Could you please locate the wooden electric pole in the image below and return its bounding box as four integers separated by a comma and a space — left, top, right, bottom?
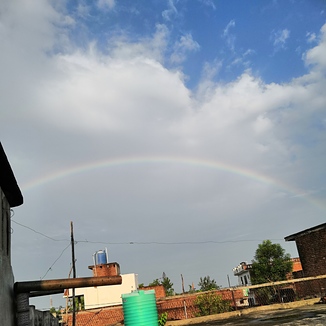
181, 274, 187, 319
227, 274, 237, 311
71, 221, 76, 326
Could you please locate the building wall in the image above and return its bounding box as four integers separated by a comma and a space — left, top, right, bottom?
89, 262, 120, 277
70, 273, 138, 309
64, 305, 124, 326
29, 306, 59, 326
0, 188, 15, 326
64, 288, 245, 326
295, 229, 326, 277
233, 262, 252, 286
140, 285, 166, 299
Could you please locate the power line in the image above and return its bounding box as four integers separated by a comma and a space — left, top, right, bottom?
40, 243, 71, 280
12, 220, 68, 242
12, 219, 283, 245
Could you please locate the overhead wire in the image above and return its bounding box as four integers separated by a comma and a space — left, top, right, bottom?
12, 219, 68, 242
40, 243, 71, 280
11, 219, 283, 245
12, 219, 284, 280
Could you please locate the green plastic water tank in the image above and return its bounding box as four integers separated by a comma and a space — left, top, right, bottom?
122, 290, 158, 326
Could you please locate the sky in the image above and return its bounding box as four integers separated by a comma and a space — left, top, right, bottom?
1, 0, 326, 310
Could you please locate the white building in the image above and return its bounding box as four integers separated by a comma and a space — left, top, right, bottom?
232, 262, 252, 286
68, 273, 138, 309
232, 262, 255, 307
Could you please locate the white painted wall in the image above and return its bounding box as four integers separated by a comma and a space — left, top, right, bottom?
68, 273, 138, 310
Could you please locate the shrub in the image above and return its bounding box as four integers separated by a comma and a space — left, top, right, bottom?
194, 292, 231, 316
158, 312, 168, 326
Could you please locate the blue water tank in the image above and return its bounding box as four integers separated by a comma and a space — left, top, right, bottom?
96, 250, 107, 265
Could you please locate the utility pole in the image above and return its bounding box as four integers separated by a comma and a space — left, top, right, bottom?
71, 221, 76, 326
227, 274, 237, 310
181, 274, 187, 319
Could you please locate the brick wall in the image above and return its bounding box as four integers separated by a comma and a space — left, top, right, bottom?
295, 228, 326, 277
63, 306, 124, 326
63, 288, 245, 326
140, 285, 166, 299
157, 289, 244, 320
89, 263, 121, 277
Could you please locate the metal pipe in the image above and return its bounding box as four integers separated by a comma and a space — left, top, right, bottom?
29, 290, 64, 298
14, 275, 122, 294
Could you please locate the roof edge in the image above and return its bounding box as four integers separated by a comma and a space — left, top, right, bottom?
285, 223, 326, 241
0, 143, 23, 207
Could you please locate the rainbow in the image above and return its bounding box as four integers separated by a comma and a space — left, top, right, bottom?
21, 156, 325, 211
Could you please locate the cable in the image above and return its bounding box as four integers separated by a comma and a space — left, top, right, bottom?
11, 220, 283, 245
77, 239, 284, 245
40, 243, 71, 280
12, 219, 69, 242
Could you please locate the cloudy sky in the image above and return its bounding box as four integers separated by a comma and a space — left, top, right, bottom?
1, 0, 326, 309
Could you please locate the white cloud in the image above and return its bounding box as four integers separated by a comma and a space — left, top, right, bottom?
306, 32, 316, 43
304, 24, 326, 71
253, 115, 273, 134
222, 19, 236, 51
76, 3, 90, 18
200, 0, 217, 10
97, 0, 115, 11
162, 0, 178, 21
170, 33, 200, 64
105, 24, 169, 63
271, 28, 290, 50
223, 19, 235, 37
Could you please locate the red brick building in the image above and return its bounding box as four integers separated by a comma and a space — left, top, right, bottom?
285, 223, 326, 297
285, 223, 326, 277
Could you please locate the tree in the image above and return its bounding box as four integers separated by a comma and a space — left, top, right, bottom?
251, 240, 293, 285
50, 306, 63, 320
149, 275, 174, 296
198, 276, 219, 291
148, 279, 161, 286
161, 276, 174, 296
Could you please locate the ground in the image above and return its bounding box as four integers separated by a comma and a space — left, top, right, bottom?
166, 301, 326, 326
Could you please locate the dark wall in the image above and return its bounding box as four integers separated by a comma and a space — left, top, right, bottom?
295, 228, 326, 277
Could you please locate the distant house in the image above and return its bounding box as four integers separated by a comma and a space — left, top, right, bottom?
66, 250, 139, 310
67, 273, 139, 310
285, 223, 326, 277
232, 258, 303, 306
232, 258, 303, 286
232, 262, 252, 286
0, 143, 23, 326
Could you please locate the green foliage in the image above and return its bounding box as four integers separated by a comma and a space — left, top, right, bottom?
158, 312, 168, 326
148, 278, 161, 286
188, 284, 196, 293
149, 276, 174, 296
251, 240, 293, 285
50, 306, 63, 318
68, 296, 85, 312
161, 276, 174, 296
194, 292, 231, 316
198, 276, 219, 292
138, 283, 144, 288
